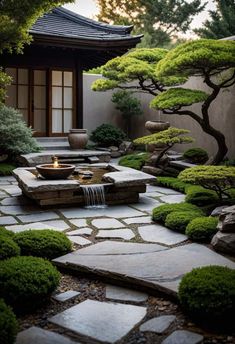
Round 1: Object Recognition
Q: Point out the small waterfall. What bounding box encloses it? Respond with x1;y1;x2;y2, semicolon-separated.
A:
81;184;107;208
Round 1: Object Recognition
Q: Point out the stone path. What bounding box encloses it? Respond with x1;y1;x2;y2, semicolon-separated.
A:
1;174;234;343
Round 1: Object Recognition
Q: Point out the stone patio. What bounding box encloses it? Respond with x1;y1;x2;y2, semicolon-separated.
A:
1;173;235;343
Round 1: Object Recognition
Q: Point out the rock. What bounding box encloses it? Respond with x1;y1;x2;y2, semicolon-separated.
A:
211;231;235;254
211;206;227;217
140;315;176;334
106;285;148;302
67;236;91;246
111;151;122;158
220;213;235;233
53;290;80;302
49;299;147;343
109;146;119;152
221;205;235;215
162;330;203;344
142;166;163;176
119;141;133;153
159;194;186;204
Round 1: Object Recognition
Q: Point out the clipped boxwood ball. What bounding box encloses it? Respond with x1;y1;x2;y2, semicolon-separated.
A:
185;186;218;206
0;227;15;238
183;147;208;164
0;256;60;312
179;266;235;322
0;236;20;260
165;211;201;233
152;202;204;223
0;299;18;344
186;216;218;242
14;229;72;260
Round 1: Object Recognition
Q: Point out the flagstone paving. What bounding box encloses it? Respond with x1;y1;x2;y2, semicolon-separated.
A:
53;290;80;302
0;176;234;343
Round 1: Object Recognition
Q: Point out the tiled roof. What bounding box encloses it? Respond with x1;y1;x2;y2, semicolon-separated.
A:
30;7;141;42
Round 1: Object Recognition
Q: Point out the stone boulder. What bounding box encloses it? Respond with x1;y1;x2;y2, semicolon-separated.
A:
211;231;235;255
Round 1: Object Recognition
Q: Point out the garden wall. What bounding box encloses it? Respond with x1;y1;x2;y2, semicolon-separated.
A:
83;74;235;158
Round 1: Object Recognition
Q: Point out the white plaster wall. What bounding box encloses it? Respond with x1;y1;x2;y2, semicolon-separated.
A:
83;74;235;158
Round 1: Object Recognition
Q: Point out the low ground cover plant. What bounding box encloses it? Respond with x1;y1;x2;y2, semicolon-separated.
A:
152;202;204;223
183;147;208;164
165;211;202;233
0;256;60;312
119;152;150;170
0;299;18;344
179;266;235;325
0;227;14;238
185;216;218;241
14;229;72;260
90;123;126;147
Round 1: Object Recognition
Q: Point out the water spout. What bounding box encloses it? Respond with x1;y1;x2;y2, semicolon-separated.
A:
81;184;107;208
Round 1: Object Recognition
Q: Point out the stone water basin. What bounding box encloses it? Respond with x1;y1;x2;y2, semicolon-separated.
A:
13;164;156;207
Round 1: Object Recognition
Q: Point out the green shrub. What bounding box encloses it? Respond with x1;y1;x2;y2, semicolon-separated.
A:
183;147;208;164
0;256;60;312
165;211;202;233
90;123;126;147
156;177;189;193
0;227;15;238
0;105;40;157
186;216;219;241
14;230;72;260
119;152;150;170
179;266;235;323
0;299;18;344
152;202;204;223
0;236;20;260
0;163;16;176
185;185;219;206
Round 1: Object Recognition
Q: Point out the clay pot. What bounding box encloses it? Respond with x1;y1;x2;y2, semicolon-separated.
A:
68;129;88;150
145;120;170;134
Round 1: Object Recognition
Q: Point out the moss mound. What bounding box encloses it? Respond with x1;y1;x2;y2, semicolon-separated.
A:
0;236;20;260
152;202;204;223
0;299;18;344
185;185;218;206
186;216;219;241
14;229;72;260
0;256;60;312
183;147;208;164
119;153;150;170
165;211;202;233
179;266;235;324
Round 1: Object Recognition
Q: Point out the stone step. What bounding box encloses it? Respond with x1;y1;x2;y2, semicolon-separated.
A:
169;160;196;169
36;137;69;142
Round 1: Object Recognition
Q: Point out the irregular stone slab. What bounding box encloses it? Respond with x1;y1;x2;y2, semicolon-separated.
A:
18;211;59;223
53;242;235;296
60;205;144;219
211;205;227;217
53;290;80;302
130;196;161;212
162;330;203;344
144;192;165;198
106;285;148;302
220;213;235;233
0;192;7;198
67;236;91;246
138;224;187;246
140;315;176;334
160;194;185;204
1;195;32;206
92;218;125;229
16;326;79;344
2;185;22;196
211;231;235;254
124;216;152;225
69;219;87;227
6;221;66;233
0;216;18;225
146;185;181;195
49;299;147;343
67;227;92;236
96;228;135;240
41;220;69;231
0;205;41;215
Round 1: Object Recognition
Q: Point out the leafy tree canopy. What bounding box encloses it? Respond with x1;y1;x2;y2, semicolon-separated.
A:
96;0;205;47
134;127;194;145
195;0;235;39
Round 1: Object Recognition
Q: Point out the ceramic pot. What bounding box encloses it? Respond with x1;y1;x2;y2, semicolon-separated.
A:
145;120;170;134
68;129;88;150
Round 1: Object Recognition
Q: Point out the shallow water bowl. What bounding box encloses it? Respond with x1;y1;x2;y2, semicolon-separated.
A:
36;164;75;180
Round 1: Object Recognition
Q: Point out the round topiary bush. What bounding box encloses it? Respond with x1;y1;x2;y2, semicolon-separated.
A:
185;216;219;241
14;230;72;260
90;123;126;147
0;236;20;260
0;299;18;344
152;202;204;223
183;147;209;164
185;186;218;206
165;211;201;233
179;266;235;324
0;227;15;238
0;256;60;312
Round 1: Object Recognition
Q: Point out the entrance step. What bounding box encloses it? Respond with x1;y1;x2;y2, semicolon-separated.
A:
36;137;70;151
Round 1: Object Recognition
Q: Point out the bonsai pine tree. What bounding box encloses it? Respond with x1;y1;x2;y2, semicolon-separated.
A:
134;127;194;166
111;90;142;137
154;39;235;164
179;165;235;202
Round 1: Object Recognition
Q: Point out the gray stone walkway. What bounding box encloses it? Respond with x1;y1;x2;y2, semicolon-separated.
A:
1;174;234;343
